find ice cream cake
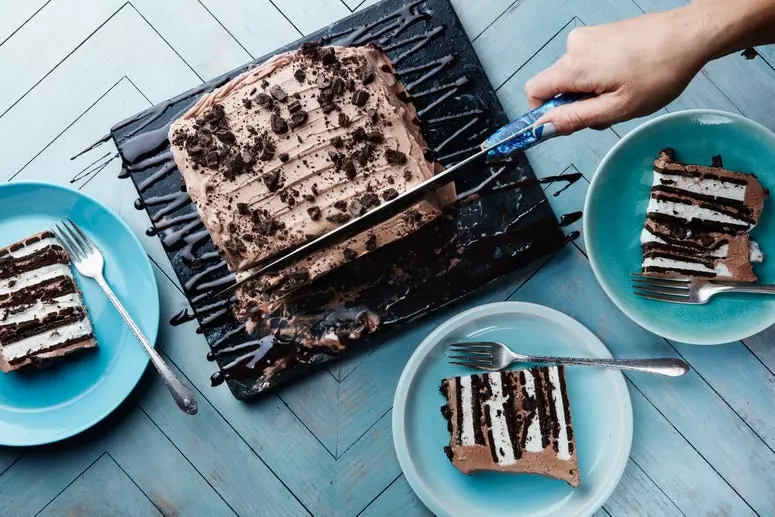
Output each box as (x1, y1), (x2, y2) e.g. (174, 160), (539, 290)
(641, 148), (767, 281)
(0, 231), (97, 372)
(440, 366), (580, 487)
(169, 43), (455, 324)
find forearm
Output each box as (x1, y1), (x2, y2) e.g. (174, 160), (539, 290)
(687, 0), (775, 60)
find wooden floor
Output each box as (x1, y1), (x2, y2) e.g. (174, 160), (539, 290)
(1, 0), (774, 515)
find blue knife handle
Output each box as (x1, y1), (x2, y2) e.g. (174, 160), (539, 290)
(483, 92), (585, 162)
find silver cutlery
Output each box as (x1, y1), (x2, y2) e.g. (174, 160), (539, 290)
(54, 218), (198, 415)
(632, 273), (775, 304)
(448, 341), (689, 376)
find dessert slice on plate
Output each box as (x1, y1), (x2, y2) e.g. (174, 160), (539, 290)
(641, 148), (767, 281)
(0, 231), (97, 372)
(440, 365), (580, 487)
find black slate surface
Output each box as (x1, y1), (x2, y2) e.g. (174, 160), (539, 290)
(109, 0), (568, 400)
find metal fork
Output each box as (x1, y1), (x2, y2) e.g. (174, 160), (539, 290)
(448, 342), (689, 376)
(632, 273), (775, 304)
(54, 218), (198, 415)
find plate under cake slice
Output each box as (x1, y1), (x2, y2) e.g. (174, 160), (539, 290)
(440, 366), (580, 487)
(642, 148), (768, 281)
(0, 231), (97, 372)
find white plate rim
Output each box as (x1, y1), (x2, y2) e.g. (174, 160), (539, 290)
(392, 301), (634, 517)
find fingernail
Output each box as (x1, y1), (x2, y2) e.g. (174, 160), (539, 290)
(535, 123), (557, 139)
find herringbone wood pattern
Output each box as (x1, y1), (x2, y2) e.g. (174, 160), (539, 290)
(0, 0), (774, 515)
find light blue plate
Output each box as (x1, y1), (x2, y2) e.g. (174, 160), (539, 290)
(0, 182), (159, 446)
(393, 302), (633, 517)
(585, 110), (775, 345)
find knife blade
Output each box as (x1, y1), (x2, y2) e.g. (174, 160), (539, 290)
(213, 93), (583, 297)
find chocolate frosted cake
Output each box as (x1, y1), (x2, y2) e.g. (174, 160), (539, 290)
(642, 149), (767, 281)
(169, 43), (455, 329)
(0, 232), (97, 372)
(440, 366), (579, 487)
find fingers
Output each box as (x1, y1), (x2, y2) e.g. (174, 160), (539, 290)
(535, 95), (621, 134)
(525, 56), (578, 109)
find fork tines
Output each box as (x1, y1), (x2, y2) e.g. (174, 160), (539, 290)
(631, 273), (692, 303)
(53, 218), (95, 261)
(448, 342), (494, 368)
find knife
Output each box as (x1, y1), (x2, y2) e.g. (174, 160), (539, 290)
(213, 92), (583, 297)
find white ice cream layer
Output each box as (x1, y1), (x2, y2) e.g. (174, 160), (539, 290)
(648, 198), (751, 228)
(654, 170), (746, 202)
(643, 257), (731, 277)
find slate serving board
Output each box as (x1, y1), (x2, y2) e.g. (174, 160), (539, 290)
(109, 0), (569, 400)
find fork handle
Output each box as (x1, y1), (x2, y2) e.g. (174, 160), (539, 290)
(525, 355), (689, 377)
(96, 277), (199, 415)
(713, 284), (775, 295)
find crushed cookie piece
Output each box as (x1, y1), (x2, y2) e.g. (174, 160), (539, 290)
(270, 85), (288, 102)
(307, 206), (321, 220)
(385, 149), (407, 165)
(352, 90), (370, 107)
(343, 248), (358, 260)
(290, 111), (308, 128)
(343, 160), (357, 179)
(381, 188), (399, 201)
(365, 234), (377, 251)
(271, 113), (289, 134)
(327, 212), (351, 224)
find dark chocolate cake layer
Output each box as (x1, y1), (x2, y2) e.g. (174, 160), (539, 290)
(109, 0), (569, 399)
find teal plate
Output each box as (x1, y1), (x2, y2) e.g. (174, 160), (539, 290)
(393, 302), (633, 517)
(0, 182), (159, 446)
(585, 110), (775, 345)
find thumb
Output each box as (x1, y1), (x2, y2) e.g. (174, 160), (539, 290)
(535, 95), (620, 134)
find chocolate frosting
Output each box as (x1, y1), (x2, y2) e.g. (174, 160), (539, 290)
(169, 45), (456, 279)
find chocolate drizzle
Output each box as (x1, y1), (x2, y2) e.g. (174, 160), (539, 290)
(97, 0), (568, 399)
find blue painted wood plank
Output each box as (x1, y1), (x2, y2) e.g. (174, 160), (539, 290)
(0, 443), (102, 515)
(279, 368), (340, 456)
(138, 298), (309, 517)
(198, 0), (300, 58)
(510, 245), (772, 514)
(143, 266), (336, 515)
(671, 340), (775, 451)
(0, 0), (48, 44)
(337, 410), (401, 515)
(39, 454), (162, 517)
(603, 460), (682, 517)
(131, 0), (252, 80)
(103, 408), (236, 516)
(272, 0), (351, 35)
(360, 475), (432, 517)
(449, 0), (520, 39)
(744, 327), (775, 374)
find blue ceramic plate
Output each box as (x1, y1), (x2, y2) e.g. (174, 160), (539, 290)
(393, 302), (633, 517)
(585, 110), (775, 344)
(0, 182), (159, 446)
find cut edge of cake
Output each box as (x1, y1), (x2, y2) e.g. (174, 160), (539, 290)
(440, 366), (580, 487)
(0, 231), (97, 372)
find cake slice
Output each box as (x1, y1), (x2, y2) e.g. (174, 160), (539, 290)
(0, 231), (97, 372)
(440, 366), (580, 487)
(642, 149), (767, 281)
(168, 43), (455, 332)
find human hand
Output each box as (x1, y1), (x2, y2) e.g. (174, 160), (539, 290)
(525, 7), (713, 134)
